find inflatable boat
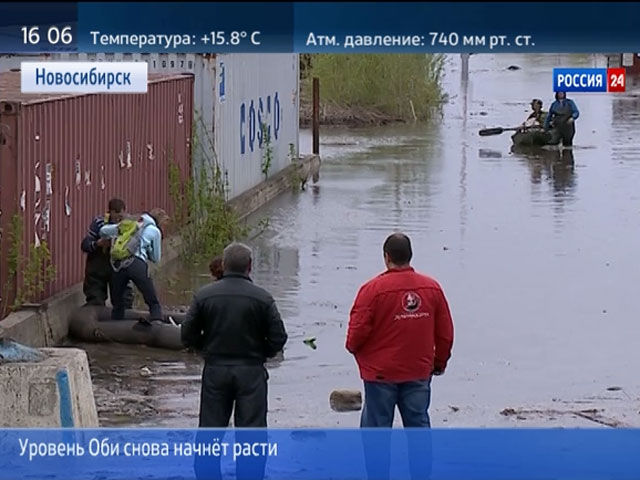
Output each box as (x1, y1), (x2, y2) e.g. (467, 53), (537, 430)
(68, 306), (186, 350)
(511, 128), (554, 147)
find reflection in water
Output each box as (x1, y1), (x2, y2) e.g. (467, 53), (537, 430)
(511, 146), (577, 196)
(252, 245), (301, 321)
(478, 149), (503, 159)
(459, 54), (469, 245)
(612, 95), (640, 121)
(611, 94), (640, 164)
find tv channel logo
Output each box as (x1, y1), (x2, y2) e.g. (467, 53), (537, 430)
(553, 68), (625, 93)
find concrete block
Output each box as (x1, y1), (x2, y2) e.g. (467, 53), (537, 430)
(0, 310), (48, 348)
(39, 286), (85, 344)
(0, 285), (83, 348)
(0, 348), (99, 427)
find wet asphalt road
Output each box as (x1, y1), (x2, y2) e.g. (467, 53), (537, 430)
(74, 54), (640, 428)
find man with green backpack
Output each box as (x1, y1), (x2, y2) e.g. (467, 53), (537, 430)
(99, 208), (170, 323)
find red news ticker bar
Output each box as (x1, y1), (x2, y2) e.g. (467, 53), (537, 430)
(607, 68), (626, 92)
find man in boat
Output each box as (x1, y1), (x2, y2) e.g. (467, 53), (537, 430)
(512, 99), (551, 146)
(544, 91), (580, 146)
(521, 99), (547, 129)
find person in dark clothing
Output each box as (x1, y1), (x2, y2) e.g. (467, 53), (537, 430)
(184, 243), (287, 480)
(80, 198), (133, 309)
(182, 242), (288, 428)
(544, 91), (580, 146)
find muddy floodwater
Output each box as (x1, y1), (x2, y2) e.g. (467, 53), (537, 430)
(71, 54), (640, 428)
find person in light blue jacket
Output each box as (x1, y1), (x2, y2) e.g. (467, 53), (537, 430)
(99, 208), (170, 323)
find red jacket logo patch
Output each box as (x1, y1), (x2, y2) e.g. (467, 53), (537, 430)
(402, 292), (422, 312)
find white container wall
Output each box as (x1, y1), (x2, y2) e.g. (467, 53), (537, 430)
(142, 52), (301, 197)
(0, 53), (300, 200)
(213, 54), (299, 199)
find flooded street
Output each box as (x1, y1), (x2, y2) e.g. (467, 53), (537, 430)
(75, 54), (640, 428)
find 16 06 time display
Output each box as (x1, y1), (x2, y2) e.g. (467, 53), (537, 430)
(21, 26), (73, 46)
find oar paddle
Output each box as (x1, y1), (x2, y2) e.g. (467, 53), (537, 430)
(478, 126), (521, 136)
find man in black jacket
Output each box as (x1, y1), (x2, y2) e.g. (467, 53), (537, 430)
(80, 198), (133, 309)
(181, 242), (288, 428)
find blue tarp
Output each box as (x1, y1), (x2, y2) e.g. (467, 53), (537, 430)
(0, 339), (46, 363)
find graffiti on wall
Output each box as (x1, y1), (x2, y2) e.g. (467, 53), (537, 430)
(239, 92), (281, 155)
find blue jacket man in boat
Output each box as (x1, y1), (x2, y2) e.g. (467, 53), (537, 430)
(544, 91), (580, 146)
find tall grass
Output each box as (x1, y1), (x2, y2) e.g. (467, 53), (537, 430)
(303, 54), (445, 122)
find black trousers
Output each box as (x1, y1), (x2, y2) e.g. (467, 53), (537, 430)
(83, 254), (133, 309)
(550, 121), (576, 146)
(110, 257), (162, 320)
(194, 364), (269, 480)
(199, 364), (268, 428)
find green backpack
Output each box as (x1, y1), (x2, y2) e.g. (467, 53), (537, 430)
(110, 218), (143, 262)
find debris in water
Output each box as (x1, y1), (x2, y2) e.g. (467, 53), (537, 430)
(479, 149), (503, 159)
(602, 309), (607, 314)
(500, 407), (627, 427)
(303, 337), (317, 350)
(329, 390), (362, 412)
(139, 367), (152, 377)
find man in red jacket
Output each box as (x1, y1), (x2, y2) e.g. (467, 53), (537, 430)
(347, 233), (454, 428)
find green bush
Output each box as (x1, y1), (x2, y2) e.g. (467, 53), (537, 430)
(169, 115), (247, 265)
(303, 54), (445, 121)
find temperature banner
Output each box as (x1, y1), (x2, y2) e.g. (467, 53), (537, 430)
(1, 2), (640, 53)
